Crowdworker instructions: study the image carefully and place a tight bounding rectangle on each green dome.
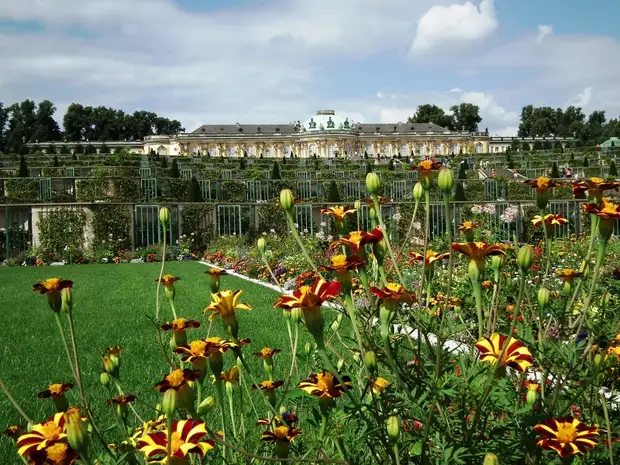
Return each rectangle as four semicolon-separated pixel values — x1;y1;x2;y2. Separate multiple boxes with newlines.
303;110;352;131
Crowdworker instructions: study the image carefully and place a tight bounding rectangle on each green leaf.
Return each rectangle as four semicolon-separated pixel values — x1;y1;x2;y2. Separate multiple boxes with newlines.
409;440;423;456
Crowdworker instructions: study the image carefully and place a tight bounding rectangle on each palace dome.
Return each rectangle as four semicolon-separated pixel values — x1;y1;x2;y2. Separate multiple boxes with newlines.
302;110;353;131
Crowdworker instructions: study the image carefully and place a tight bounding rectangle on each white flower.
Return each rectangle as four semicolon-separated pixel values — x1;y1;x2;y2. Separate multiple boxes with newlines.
327;235;333;241
392;213;402;222
262;232;267;236
270;229;276;234
320;222;327;227
413;221;422;231
294;223;299;229
303;229;308;233
108;233;113;237
176;239;179;244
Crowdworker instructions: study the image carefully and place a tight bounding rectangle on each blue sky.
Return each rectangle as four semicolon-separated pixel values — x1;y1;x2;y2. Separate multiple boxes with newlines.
1;0;620;135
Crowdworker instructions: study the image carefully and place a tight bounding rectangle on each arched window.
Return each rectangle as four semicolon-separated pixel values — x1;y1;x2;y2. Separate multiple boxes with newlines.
451;144;458;155
264;146;272;157
284;145;292;156
419;144;425;156
400;144;408;157
157;145;167;156
248;146;256;157
309;143;318;156
435;144;442;155
365;144;374;156
475;143;483;154
209;147;217;157
382;144;391;157
228;146;237;156
328;143;336;158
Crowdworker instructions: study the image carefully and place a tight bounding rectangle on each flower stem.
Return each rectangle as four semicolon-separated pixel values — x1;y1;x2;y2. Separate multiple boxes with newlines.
168;298;178;320
418;189;431;302
343;293;371;379
573;240;607;338
166;415;173;463
155;224;167;320
286;214;323;279
54;313;78;380
319;410;329;439
393;444;401;465
442;195;455;313
226;387;237;438
0;375;33;424
540;209;552;284
371;194;406;286
472;280;484;339
599;393;615;465
398;201;419;255
213;378;228;459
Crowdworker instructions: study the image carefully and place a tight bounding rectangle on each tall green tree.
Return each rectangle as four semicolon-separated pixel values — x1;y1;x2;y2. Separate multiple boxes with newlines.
32;100;61;142
186;177;204;202
450;103;482;132
170;158;180;178
18;155;29;177
0;102;8;153
271;161;281;179
407;104;455;129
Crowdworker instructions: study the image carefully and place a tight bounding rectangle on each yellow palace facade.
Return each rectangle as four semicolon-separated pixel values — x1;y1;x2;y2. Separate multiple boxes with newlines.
143;110;491;158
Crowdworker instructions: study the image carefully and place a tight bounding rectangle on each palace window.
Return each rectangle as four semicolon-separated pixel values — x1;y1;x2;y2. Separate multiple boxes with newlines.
284;145;292;156
435;144;442;155
228;146;237;156
309;143;318;156
264;146;272;157
451;144;458;155
209;147;217;157
365;144;374;156
248;146;256;157
475;143;483;154
400;144;408;157
383;144;391;156
328;143;336;158
419;144;425;156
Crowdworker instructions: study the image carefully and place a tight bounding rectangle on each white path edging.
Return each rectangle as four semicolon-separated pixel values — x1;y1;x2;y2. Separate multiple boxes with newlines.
198;261;620;407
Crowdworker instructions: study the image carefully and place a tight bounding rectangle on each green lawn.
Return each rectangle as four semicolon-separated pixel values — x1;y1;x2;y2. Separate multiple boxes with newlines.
0;262;314;460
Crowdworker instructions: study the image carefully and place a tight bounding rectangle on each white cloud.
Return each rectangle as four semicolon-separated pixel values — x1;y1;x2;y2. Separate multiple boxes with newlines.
574;87;594;108
536;24;553;42
410;0;498;56
449;88;463;93
460;91;518;126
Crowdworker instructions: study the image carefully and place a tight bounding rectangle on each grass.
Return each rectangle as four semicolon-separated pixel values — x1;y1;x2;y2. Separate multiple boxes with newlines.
0;261;318;461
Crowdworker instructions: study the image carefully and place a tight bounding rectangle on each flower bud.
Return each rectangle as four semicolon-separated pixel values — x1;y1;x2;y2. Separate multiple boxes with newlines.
483;453;499;465
65;408;89;454
290;307;303;325
331;313;343;332
197;396;216;415
282;309;291;320
517;244;533;273
61;287;73;313
364;350;377;375
594;353;603;366
491;255;505;272
100;372;110;387
537;287;550;309
337;358;345;372
369;207;378;228
304;342;312;354
413;182;424;201
257;237;267;255
601;290;611;310
161;389;177;417
468;259;484;282
279;189;295;212
365;172;380;196
437;168;453;193
526;385;538;406
354;200;361;210
386;414;400;441
352;351;360;364
159;207;170;229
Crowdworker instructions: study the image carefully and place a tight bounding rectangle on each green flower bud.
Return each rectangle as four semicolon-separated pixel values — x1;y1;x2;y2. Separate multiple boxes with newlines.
364;350;377;375
537;287;550;309
437;168;454;193
386;414;400;441
366;172;380;196
290;307;303;325
354;200;361;210
66;409;89;454
483;453;499;465
161;389;177;416
331;313;343;332
257;237;267;255
177;383;195;411
337;358;345;371
197;396;216;415
413;182;424;201
279;189;295;212
594;353;603;366
159;207;170;229
100;372;110;387
602;290;611;310
526;387;538;406
491;255;505;272
61;287;72;313
304;342;312;355
352;352;361;364
517;244;533;273
468;259;484;282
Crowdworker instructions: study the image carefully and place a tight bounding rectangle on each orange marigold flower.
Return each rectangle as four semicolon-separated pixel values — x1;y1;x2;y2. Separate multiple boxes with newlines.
572;177;620;197
103;346;122;357
261;426;302;444
583;198;620;220
205;268;227;277
274;279;341;310
458;221;479;232
451;242;506;262
257;413;297;427
2;425;23;439
370;283;416;306
524;176;563;192
137;420;214;461
32;278;73;295
155;274;180;288
220;366;240;384
555;269;583;282
406;250;449;266
253;347;282;359
321;205;356;222
203;290;252;321
161;318;201;332
411;159;443;173
371;377;391;395
106;394;136;407
299;371;352;398
252;380;284;392
481;280;493;290
113;256;121;264
320;254;365;272
534;417;598;458
475;333;533;373
28;442;79;465
37;383;74;399
154;369;200;392
329;228;383;254
16;412;68;458
531;214;569;227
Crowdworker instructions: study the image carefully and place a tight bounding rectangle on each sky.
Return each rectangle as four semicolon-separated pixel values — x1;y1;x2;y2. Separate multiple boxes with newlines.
1;0;620;136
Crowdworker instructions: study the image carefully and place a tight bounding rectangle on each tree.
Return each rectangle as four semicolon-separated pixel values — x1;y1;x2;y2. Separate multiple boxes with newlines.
569;152;576;164
388;159;395;170
160;156;168;169
32;100;61;142
551;162;559;178
170;159;180;178
84;144;96;155
586;110;606;144
582;156;589;167
506;153;515;170
53;155;60;167
532;141;543;151
186;177;204;202
327;180;341;202
365;163;373;174
59;145;69;154
238;158;246;170
458;163;467;180
100;144;110;154
454;182;466;201
18;155;28;177
610;160;618;176
271;161;281;179
407;104;455;129
281;156;286;165
74;143;83;155
0;102;8;153
450;103;482;132
46;144;56;155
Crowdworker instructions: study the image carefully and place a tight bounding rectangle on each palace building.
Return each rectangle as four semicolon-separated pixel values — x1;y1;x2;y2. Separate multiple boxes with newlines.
27;110;574;156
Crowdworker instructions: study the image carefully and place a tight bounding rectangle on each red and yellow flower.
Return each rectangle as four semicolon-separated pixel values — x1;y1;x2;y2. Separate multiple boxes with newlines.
531;214;569;227
253;347;282;360
32;278;73;313
583;198;620;220
371;377;391;395
16;412;68;458
525;177;563;192
252;380;284;406
298;371;352;399
572;177;619;199
38;383;74;412
205;268;227;292
452;242;506;281
204;290;252;339
137;420;214;463
261;426;302;458
458;221;479;241
161;318;201;348
534;417;598;458
154;369;200;393
406;251;449;273
321;205;356;222
3;425;23;439
370;283;416;308
320;254;365;273
106;394;136;407
475;333;533;373
27;442;79;465
556;269;583;282
329;228;383;255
